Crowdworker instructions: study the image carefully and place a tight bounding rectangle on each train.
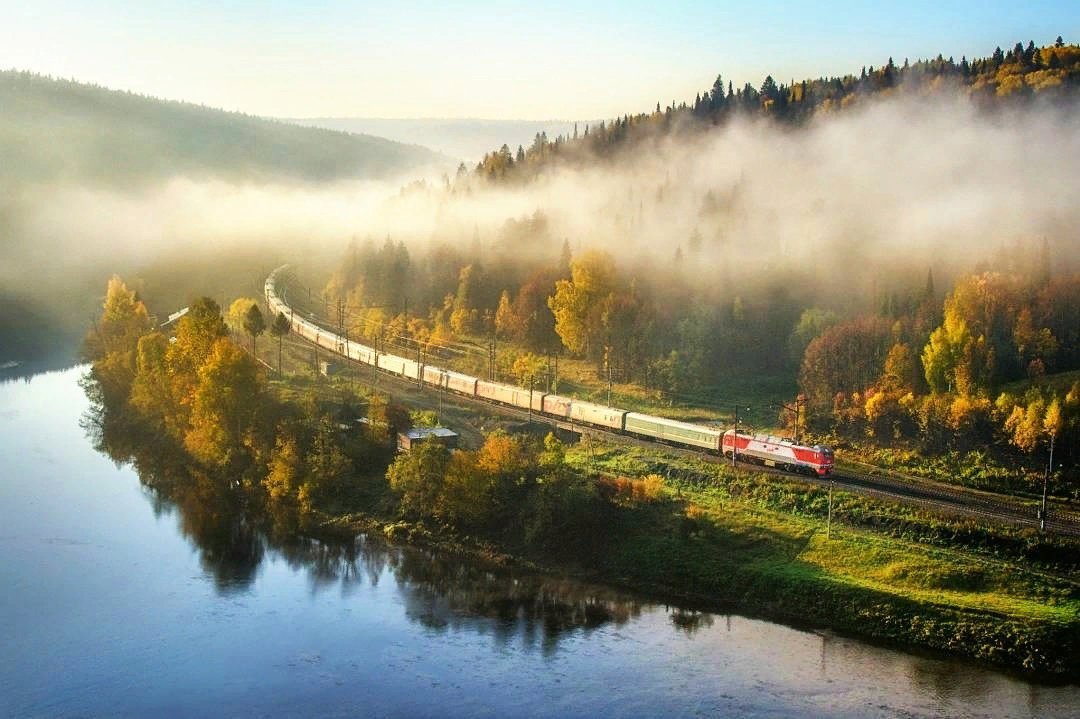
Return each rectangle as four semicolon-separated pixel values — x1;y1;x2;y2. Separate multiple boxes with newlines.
265;266;834;477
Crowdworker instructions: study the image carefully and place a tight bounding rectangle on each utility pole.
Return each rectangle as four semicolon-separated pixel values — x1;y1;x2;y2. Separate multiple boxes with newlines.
795;394;805;445
732;405;740;468
827;478;834;539
1041;435;1055;532
729;405;751;468
780;394;806;445
372;326;379;388
606;347;612;406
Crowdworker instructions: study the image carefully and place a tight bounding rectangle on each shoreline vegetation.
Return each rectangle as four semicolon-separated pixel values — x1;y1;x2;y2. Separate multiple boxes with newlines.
79;277;1080;682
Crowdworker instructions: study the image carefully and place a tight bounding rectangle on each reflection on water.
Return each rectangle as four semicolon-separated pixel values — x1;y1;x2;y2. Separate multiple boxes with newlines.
2;365;1078;718
81;359;656;653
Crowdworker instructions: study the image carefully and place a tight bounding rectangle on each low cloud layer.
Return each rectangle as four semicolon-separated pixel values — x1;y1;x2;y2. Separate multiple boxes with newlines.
5;93;1079;310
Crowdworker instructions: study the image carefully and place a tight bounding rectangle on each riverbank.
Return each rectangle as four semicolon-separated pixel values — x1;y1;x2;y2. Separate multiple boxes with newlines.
318;460;1080;684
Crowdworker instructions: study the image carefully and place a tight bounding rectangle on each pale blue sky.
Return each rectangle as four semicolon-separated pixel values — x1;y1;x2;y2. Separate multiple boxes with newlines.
2;1;1076;119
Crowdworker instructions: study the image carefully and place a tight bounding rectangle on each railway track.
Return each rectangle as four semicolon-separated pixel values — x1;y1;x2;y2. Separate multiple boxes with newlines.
271;280;1080;538
830;468;1080;535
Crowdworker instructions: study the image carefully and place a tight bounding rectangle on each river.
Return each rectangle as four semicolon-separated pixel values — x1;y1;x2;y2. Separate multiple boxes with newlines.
1;365;1076;718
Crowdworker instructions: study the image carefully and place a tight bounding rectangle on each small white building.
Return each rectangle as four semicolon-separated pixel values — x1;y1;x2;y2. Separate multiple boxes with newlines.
397;427;459;452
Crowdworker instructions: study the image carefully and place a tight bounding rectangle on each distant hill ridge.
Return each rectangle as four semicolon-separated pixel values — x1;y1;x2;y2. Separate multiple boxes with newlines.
288;117;594;164
0;70;448;187
470;38;1080;182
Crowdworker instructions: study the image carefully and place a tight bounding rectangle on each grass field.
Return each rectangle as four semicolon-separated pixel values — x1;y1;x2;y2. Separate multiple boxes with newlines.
557;438;1080;677
565;437;1080;616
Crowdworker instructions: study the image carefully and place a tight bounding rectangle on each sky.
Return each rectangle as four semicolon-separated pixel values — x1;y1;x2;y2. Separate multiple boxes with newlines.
2;1;1077;120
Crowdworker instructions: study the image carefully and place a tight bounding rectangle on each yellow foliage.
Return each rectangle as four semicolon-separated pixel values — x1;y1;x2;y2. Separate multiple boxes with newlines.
642;474;668;502
184;338;261;465
1044;398;1063;439
1024;69;1064;91
449;306;474;335
1006;398;1046;454
598;474;668;504
947;395;990;432
864;391;888;424
996;74;1028;96
476;432;524;476
266;432;303;502
685;504;708;520
226;297;258;332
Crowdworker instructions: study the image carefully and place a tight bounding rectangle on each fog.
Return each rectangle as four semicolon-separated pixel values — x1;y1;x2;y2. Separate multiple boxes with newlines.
4;92;1079;352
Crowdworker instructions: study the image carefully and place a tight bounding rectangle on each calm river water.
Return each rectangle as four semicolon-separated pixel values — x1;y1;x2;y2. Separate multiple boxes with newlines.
1;365;1077;718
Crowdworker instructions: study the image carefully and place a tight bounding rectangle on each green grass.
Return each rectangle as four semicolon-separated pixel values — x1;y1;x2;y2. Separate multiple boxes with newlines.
558;440;1080;676
796;531;1078;622
561;431;1080;608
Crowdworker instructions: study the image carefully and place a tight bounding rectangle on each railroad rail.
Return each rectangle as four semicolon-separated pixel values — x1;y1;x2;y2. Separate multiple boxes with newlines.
270;269;1080;537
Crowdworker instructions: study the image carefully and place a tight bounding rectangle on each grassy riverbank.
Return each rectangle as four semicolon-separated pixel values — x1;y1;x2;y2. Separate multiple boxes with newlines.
583;477;1079;678
255;347;1080;680
314;433;1080;682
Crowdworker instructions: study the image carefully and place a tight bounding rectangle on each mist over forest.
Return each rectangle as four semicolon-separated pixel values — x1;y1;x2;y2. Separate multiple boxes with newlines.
0;71;450;365
2;41;1078;384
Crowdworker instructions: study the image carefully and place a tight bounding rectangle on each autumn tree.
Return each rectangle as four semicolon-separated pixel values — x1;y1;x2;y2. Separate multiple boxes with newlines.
265;429;309;512
226;298;257;333
387;440;451;518
304;416;354;509
82;276;152;405
184;338;262;467
129;331;184;437
509;271;560;353
494;289;515;339
799;317;891;413
243;303;266;356
450;264;481;335
510;351;546;388
168;297;227;377
84;275;152;361
1004;396;1046;454
548;249;616;361
269;311;290;375
881;342;920;393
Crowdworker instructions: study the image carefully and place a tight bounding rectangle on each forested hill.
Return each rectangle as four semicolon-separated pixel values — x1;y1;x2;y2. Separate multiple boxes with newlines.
0;71;447;187
472;37;1080;180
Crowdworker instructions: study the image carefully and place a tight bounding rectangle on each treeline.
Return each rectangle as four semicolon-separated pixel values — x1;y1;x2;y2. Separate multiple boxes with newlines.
0;70;444;187
468;38;1080;182
82;278;392;527
81;276;614;550
321;227;802;399
320;226;1080;489
798;264;1080;481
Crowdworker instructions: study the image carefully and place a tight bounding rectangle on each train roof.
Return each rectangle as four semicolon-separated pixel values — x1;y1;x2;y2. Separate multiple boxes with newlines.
626;412;723;435
572;398;626;414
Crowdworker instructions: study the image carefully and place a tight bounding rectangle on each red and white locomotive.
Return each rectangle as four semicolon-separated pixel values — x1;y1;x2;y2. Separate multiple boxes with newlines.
722;430;834;476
